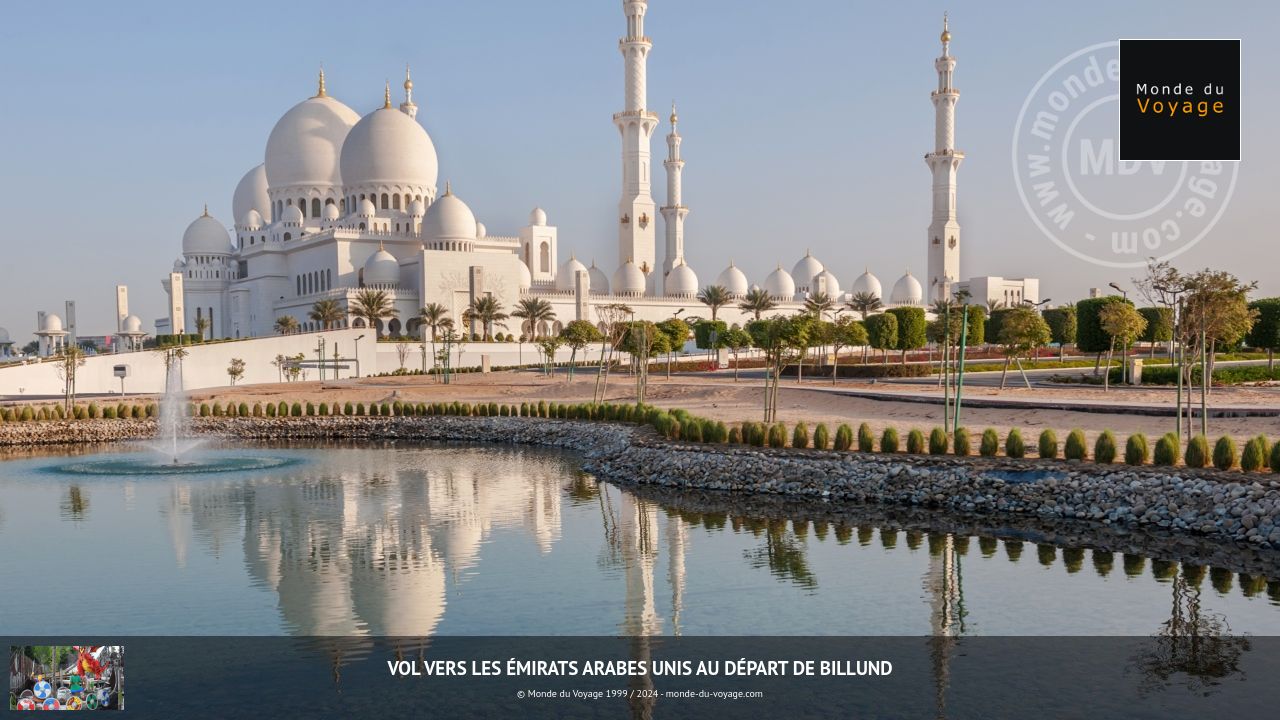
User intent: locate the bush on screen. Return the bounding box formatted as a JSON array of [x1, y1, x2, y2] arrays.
[[904, 428, 923, 454], [1124, 433, 1149, 466], [1241, 436, 1267, 472], [928, 428, 948, 455], [979, 428, 999, 457], [711, 421, 729, 443], [88, 402, 100, 419], [834, 424, 854, 451], [792, 422, 809, 449], [749, 422, 766, 447], [813, 424, 829, 450], [239, 402, 250, 417], [355, 402, 366, 416], [1185, 435, 1209, 468], [768, 423, 788, 449], [1038, 430, 1058, 459], [1005, 429, 1025, 458], [1153, 433, 1179, 466], [1065, 429, 1088, 460], [266, 402, 277, 417], [252, 402, 263, 417], [1271, 441, 1280, 473], [857, 423, 875, 453], [225, 403, 237, 417], [278, 401, 289, 417], [953, 427, 971, 456], [319, 402, 330, 416], [304, 402, 314, 416], [537, 400, 548, 418], [686, 422, 703, 443], [1213, 436, 1237, 471], [200, 403, 211, 417], [102, 406, 116, 420], [290, 402, 302, 417], [880, 427, 899, 453], [728, 426, 742, 444], [345, 401, 355, 415], [1094, 431, 1117, 464]]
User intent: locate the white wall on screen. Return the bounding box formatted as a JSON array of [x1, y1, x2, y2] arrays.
[[373, 340, 600, 375]]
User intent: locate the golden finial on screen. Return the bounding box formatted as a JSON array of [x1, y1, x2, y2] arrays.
[[202, 203, 209, 217], [941, 12, 951, 44], [670, 100, 678, 125], [404, 64, 413, 92], [444, 180, 452, 196], [316, 64, 327, 98], [383, 81, 392, 109]]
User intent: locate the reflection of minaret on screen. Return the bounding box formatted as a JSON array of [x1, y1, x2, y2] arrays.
[[620, 493, 661, 636], [666, 511, 687, 636], [925, 533, 964, 719], [163, 485, 192, 569], [925, 13, 963, 303]]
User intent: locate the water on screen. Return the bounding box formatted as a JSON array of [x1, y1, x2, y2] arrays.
[[1, 441, 1278, 637]]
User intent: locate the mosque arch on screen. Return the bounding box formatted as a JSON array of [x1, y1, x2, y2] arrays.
[[388, 318, 402, 336], [392, 194, 401, 210], [283, 232, 292, 242], [311, 198, 321, 217], [380, 193, 389, 210], [539, 242, 550, 273], [352, 317, 366, 328]]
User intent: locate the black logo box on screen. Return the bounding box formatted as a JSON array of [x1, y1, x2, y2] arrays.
[[1119, 39, 1240, 161]]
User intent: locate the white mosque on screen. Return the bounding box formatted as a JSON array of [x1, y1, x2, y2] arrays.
[[155, 4, 1037, 343]]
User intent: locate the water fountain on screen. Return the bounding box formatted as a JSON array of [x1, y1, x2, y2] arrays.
[[151, 347, 203, 465]]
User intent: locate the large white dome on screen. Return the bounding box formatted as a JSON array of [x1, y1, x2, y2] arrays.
[[890, 271, 923, 305], [422, 190, 477, 242], [588, 261, 610, 295], [182, 211, 231, 255], [850, 268, 882, 298], [122, 315, 143, 333], [791, 251, 825, 291], [264, 94, 360, 190], [665, 262, 699, 298], [40, 314, 64, 333], [763, 265, 796, 300], [516, 258, 533, 290], [557, 256, 588, 292], [233, 164, 271, 225], [339, 106, 438, 195], [363, 246, 400, 286], [814, 269, 841, 297], [715, 262, 749, 297], [612, 260, 646, 296]]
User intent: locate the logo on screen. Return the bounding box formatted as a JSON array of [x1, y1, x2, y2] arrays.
[[1012, 41, 1238, 268]]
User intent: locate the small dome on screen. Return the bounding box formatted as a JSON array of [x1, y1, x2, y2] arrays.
[[890, 270, 923, 305], [339, 105, 438, 194], [588, 262, 610, 295], [233, 164, 271, 225], [123, 315, 143, 333], [422, 190, 477, 243], [763, 265, 796, 300], [40, 314, 64, 333], [530, 207, 547, 226], [791, 250, 825, 292], [850, 268, 882, 299], [715, 262, 749, 297], [363, 246, 400, 286], [357, 197, 376, 217], [665, 262, 699, 298], [264, 94, 360, 190], [240, 209, 264, 230], [612, 260, 646, 296], [557, 255, 588, 292], [172, 256, 187, 270], [475, 221, 487, 238], [814, 269, 841, 297], [281, 204, 304, 225], [322, 202, 340, 221], [516, 258, 533, 289], [182, 211, 232, 255], [408, 199, 426, 217]]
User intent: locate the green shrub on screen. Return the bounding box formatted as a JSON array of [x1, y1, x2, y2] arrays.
[[857, 423, 875, 453], [979, 428, 999, 457], [1213, 436, 1237, 471], [116, 403, 128, 418], [355, 402, 366, 416], [1270, 441, 1280, 473], [252, 402, 263, 417], [1038, 429, 1058, 459], [834, 424, 854, 451], [344, 401, 355, 415], [226, 403, 238, 417], [953, 427, 971, 456], [1241, 436, 1266, 472], [200, 403, 211, 417], [538, 400, 548, 418], [291, 402, 303, 417], [712, 421, 729, 443], [303, 402, 314, 416], [278, 401, 289, 417], [792, 422, 809, 449], [1153, 433, 1179, 466], [266, 402, 277, 417], [318, 402, 329, 416], [1094, 431, 1117, 464], [813, 424, 830, 450], [213, 402, 226, 417], [686, 422, 703, 442], [1252, 435, 1270, 468], [148, 403, 159, 418], [88, 402, 100, 419], [380, 403, 391, 416], [905, 428, 925, 454], [1005, 429, 1025, 458], [749, 422, 766, 447], [768, 423, 788, 448], [1125, 433, 1149, 466], [928, 427, 948, 455], [1064, 429, 1088, 460], [102, 406, 116, 419], [238, 402, 250, 417], [880, 427, 899, 453], [1185, 435, 1209, 468], [728, 426, 742, 444], [488, 402, 499, 417]]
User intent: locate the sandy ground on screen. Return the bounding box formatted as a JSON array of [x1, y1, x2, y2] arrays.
[[168, 368, 1280, 444]]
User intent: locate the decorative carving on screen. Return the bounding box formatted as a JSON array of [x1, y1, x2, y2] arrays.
[[621, 214, 630, 224], [948, 236, 957, 249], [639, 213, 650, 228]]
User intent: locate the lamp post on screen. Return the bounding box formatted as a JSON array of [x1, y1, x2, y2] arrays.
[[353, 334, 365, 378]]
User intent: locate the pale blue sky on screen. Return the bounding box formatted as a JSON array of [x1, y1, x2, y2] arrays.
[[0, 0, 1274, 339]]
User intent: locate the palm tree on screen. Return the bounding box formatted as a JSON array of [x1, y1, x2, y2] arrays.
[[463, 295, 509, 341], [273, 315, 299, 335], [194, 316, 211, 341], [846, 291, 882, 320], [986, 298, 1005, 312], [739, 287, 776, 320], [804, 292, 835, 321], [416, 303, 450, 341], [512, 297, 556, 340], [697, 285, 731, 322], [352, 288, 398, 336], [309, 299, 343, 330]]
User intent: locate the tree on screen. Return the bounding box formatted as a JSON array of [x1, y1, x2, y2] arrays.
[[226, 357, 245, 386], [804, 292, 835, 321], [997, 307, 1052, 389], [535, 336, 562, 376], [512, 297, 555, 340], [1247, 298, 1280, 371], [273, 315, 299, 335], [1138, 306, 1174, 358], [963, 304, 986, 346], [829, 316, 868, 384], [395, 342, 411, 370], [620, 321, 664, 403], [986, 307, 1017, 350], [592, 303, 633, 403], [352, 288, 398, 336], [720, 325, 753, 381], [738, 287, 776, 320], [194, 316, 211, 341], [887, 307, 927, 364], [1042, 304, 1077, 360], [986, 298, 1005, 312], [747, 315, 810, 422], [309, 299, 343, 330], [1181, 269, 1257, 400], [846, 291, 882, 320], [693, 319, 728, 351], [864, 313, 898, 364], [697, 285, 731, 322], [656, 317, 690, 379], [1076, 296, 1130, 369], [1099, 303, 1148, 391], [54, 345, 86, 413], [559, 320, 603, 380], [416, 303, 451, 341], [463, 295, 508, 341]]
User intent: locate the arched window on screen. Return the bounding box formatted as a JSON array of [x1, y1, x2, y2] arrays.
[[380, 193, 389, 209], [358, 223, 366, 231], [340, 198, 347, 214], [392, 194, 401, 210], [327, 268, 332, 289], [283, 233, 291, 242], [539, 242, 550, 273], [297, 197, 305, 213], [286, 198, 292, 206], [311, 198, 321, 217]]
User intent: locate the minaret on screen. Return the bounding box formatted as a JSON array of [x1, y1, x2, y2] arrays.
[[926, 13, 963, 304], [400, 65, 418, 119], [660, 101, 688, 291], [614, 0, 658, 291]]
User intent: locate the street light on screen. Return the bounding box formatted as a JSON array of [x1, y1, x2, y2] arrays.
[[354, 334, 366, 378], [1022, 298, 1051, 309], [1108, 282, 1127, 300]]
